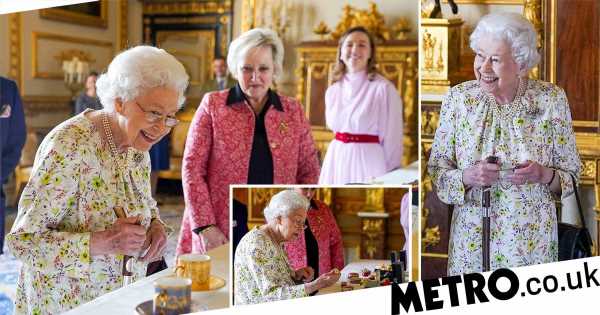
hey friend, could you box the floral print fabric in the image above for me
[428,79,581,275]
[7,113,161,314]
[234,228,306,305]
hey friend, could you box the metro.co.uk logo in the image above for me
[391,261,600,314]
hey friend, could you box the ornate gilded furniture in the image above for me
[295,40,418,166]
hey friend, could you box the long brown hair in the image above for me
[331,26,378,83]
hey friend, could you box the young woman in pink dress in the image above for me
[319,26,403,184]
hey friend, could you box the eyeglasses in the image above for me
[289,217,308,230]
[133,101,179,128]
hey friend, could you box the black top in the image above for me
[232,199,249,257]
[305,199,320,276]
[226,84,283,184]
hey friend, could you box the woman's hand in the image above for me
[200,226,228,251]
[462,160,500,187]
[506,160,554,185]
[293,267,315,283]
[139,219,167,262]
[90,216,146,256]
[304,269,341,294]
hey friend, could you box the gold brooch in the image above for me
[279,122,288,135]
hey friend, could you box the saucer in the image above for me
[193,275,226,292]
[135,300,208,315]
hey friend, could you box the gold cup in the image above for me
[175,254,211,291]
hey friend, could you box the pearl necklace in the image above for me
[101,112,119,157]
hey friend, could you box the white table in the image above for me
[318,259,388,295]
[370,161,419,185]
[64,244,230,315]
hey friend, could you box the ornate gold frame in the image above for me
[8,13,22,89]
[142,1,231,15]
[31,32,113,80]
[155,30,216,87]
[40,0,109,28]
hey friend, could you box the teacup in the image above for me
[175,254,211,291]
[153,276,191,315]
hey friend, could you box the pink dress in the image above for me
[318,71,403,184]
[284,199,344,276]
[176,89,320,255]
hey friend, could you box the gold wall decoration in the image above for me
[153,16,219,25]
[420,18,463,95]
[8,13,22,88]
[393,18,412,40]
[31,32,113,80]
[315,2,391,42]
[219,15,230,58]
[118,0,129,51]
[40,0,109,28]
[142,1,231,15]
[241,0,256,32]
[359,213,389,259]
[364,188,385,212]
[155,30,215,89]
[523,0,542,79]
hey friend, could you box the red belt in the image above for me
[335,132,379,143]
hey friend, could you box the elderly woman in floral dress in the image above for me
[177,28,320,255]
[7,46,188,314]
[428,13,581,275]
[234,190,340,305]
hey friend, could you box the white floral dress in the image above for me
[234,228,306,305]
[7,112,163,315]
[428,79,581,275]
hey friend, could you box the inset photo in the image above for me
[230,185,415,306]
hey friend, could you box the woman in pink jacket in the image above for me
[284,188,344,282]
[176,28,320,255]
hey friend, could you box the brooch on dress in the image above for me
[279,122,288,135]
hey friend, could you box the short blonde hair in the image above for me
[227,28,284,81]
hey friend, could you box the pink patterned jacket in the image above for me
[284,199,345,276]
[176,87,320,255]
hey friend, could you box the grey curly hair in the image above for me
[96,45,189,110]
[470,12,540,72]
[263,190,309,223]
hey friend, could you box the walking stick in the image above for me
[113,206,139,286]
[481,156,497,272]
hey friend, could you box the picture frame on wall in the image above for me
[40,0,108,28]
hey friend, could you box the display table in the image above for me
[63,244,230,315]
[371,161,419,185]
[318,259,388,295]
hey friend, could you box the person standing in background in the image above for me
[200,56,236,97]
[0,76,26,254]
[74,71,102,115]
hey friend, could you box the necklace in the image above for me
[102,112,119,157]
[484,77,528,120]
